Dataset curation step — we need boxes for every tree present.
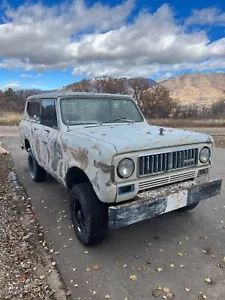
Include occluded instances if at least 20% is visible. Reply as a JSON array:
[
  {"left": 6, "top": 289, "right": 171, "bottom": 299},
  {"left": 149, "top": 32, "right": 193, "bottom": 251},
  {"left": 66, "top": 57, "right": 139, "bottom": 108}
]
[
  {"left": 69, "top": 79, "right": 92, "bottom": 92},
  {"left": 211, "top": 99, "right": 225, "bottom": 118},
  {"left": 94, "top": 76, "right": 128, "bottom": 94},
  {"left": 128, "top": 77, "right": 152, "bottom": 107},
  {"left": 141, "top": 85, "right": 177, "bottom": 118}
]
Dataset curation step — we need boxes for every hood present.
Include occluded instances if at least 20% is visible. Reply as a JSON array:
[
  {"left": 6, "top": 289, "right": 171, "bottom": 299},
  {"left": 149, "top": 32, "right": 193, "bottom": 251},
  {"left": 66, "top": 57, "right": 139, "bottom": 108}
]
[{"left": 72, "top": 122, "right": 211, "bottom": 154}]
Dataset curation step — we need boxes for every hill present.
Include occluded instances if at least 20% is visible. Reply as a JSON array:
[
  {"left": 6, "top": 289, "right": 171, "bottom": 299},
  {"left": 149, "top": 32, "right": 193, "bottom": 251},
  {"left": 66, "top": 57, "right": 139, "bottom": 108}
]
[{"left": 161, "top": 73, "right": 225, "bottom": 107}]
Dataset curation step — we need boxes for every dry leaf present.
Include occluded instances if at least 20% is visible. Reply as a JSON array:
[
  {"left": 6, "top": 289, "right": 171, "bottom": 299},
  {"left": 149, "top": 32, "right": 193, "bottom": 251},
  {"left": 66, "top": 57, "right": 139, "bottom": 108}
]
[
  {"left": 156, "top": 267, "right": 163, "bottom": 272},
  {"left": 179, "top": 264, "right": 185, "bottom": 268},
  {"left": 93, "top": 264, "right": 100, "bottom": 271},
  {"left": 198, "top": 292, "right": 207, "bottom": 299},
  {"left": 129, "top": 274, "right": 137, "bottom": 281},
  {"left": 204, "top": 277, "right": 212, "bottom": 284}
]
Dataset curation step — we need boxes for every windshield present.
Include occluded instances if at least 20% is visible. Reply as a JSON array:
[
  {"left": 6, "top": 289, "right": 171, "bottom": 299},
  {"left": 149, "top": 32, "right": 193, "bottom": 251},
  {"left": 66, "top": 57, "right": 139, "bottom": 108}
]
[{"left": 60, "top": 97, "right": 144, "bottom": 125}]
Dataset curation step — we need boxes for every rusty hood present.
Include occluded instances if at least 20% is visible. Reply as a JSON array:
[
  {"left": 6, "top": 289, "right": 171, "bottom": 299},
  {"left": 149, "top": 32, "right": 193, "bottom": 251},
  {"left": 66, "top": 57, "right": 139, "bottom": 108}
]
[{"left": 73, "top": 122, "right": 212, "bottom": 154}]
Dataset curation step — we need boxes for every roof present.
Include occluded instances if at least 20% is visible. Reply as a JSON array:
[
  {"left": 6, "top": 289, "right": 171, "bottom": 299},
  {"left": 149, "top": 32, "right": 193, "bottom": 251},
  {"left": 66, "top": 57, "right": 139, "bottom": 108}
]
[{"left": 27, "top": 91, "right": 133, "bottom": 101}]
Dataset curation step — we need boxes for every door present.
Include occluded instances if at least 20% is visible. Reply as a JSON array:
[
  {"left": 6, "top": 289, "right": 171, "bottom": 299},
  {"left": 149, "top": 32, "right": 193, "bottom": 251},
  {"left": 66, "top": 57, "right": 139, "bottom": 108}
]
[{"left": 40, "top": 99, "right": 61, "bottom": 178}]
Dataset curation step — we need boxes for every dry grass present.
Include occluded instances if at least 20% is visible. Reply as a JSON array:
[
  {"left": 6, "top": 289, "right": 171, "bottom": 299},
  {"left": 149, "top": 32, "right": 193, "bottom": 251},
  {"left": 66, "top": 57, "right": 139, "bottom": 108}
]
[
  {"left": 150, "top": 118, "right": 225, "bottom": 128},
  {"left": 0, "top": 112, "right": 22, "bottom": 126}
]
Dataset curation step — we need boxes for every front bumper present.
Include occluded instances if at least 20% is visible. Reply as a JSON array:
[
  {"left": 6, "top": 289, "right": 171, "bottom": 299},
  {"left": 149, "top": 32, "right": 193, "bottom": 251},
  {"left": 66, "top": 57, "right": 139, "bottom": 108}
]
[{"left": 108, "top": 179, "right": 222, "bottom": 229}]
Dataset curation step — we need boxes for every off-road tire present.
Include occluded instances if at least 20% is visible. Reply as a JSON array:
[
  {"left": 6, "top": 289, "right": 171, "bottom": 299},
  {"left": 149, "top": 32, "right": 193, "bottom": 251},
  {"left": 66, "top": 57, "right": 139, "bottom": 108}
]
[
  {"left": 176, "top": 202, "right": 199, "bottom": 212},
  {"left": 28, "top": 149, "right": 46, "bottom": 182},
  {"left": 70, "top": 182, "right": 108, "bottom": 246}
]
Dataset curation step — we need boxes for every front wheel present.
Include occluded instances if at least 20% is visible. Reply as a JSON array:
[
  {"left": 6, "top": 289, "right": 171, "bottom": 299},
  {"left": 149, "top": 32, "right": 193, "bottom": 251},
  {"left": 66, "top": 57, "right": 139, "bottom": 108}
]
[
  {"left": 70, "top": 183, "right": 108, "bottom": 246},
  {"left": 176, "top": 202, "right": 199, "bottom": 212},
  {"left": 28, "top": 149, "right": 46, "bottom": 182}
]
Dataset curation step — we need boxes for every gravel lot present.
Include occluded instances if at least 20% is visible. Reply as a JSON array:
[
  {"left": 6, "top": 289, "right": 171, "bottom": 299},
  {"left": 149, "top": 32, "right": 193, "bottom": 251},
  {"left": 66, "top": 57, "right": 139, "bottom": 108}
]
[
  {"left": 0, "top": 148, "right": 68, "bottom": 300},
  {"left": 1, "top": 126, "right": 225, "bottom": 300}
]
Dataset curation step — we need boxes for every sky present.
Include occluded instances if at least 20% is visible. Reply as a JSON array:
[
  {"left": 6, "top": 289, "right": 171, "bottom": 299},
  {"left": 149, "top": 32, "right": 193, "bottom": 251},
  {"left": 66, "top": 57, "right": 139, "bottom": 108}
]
[{"left": 0, "top": 0, "right": 225, "bottom": 90}]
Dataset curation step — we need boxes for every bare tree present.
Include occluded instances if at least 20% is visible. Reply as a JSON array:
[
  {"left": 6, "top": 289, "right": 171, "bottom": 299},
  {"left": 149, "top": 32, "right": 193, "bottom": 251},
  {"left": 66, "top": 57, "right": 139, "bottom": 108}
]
[
  {"left": 141, "top": 85, "right": 177, "bottom": 118},
  {"left": 129, "top": 78, "right": 151, "bottom": 107},
  {"left": 69, "top": 79, "right": 92, "bottom": 92},
  {"left": 211, "top": 99, "right": 225, "bottom": 118},
  {"left": 94, "top": 76, "right": 128, "bottom": 94}
]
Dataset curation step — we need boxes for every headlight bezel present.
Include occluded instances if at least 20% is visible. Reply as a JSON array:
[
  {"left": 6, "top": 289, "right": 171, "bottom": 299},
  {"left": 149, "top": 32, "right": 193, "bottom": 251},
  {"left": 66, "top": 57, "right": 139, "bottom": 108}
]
[
  {"left": 117, "top": 158, "right": 135, "bottom": 179},
  {"left": 199, "top": 146, "right": 211, "bottom": 164}
]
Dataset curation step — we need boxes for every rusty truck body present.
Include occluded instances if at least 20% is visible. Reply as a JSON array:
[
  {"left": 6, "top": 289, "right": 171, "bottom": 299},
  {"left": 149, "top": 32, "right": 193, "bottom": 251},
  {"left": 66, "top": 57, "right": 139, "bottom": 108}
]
[{"left": 19, "top": 92, "right": 222, "bottom": 245}]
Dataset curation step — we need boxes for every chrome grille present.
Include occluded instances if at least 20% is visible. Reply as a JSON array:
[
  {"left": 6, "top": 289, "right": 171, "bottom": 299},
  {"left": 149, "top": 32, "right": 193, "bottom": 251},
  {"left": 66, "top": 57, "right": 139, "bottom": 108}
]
[{"left": 139, "top": 148, "right": 199, "bottom": 177}]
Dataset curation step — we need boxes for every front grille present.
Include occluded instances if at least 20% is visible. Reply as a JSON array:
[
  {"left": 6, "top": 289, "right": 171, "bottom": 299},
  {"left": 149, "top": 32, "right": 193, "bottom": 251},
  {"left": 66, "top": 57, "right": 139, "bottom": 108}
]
[
  {"left": 139, "top": 148, "right": 199, "bottom": 177},
  {"left": 139, "top": 170, "right": 196, "bottom": 191}
]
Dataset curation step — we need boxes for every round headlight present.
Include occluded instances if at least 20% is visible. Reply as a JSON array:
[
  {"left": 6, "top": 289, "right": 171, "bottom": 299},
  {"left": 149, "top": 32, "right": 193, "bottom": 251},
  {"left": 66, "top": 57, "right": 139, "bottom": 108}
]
[
  {"left": 199, "top": 147, "right": 210, "bottom": 163},
  {"left": 117, "top": 158, "right": 135, "bottom": 178}
]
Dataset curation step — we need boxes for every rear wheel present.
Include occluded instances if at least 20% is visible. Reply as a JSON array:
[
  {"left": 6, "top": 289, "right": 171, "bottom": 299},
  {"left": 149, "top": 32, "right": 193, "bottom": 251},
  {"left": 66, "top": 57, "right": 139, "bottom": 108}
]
[
  {"left": 70, "top": 182, "right": 108, "bottom": 246},
  {"left": 28, "top": 149, "right": 46, "bottom": 182},
  {"left": 176, "top": 202, "right": 199, "bottom": 212}
]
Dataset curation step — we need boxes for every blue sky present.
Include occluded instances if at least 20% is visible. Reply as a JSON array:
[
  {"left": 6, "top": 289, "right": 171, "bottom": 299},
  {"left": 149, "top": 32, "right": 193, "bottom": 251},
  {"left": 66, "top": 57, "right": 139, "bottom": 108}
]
[{"left": 0, "top": 0, "right": 225, "bottom": 90}]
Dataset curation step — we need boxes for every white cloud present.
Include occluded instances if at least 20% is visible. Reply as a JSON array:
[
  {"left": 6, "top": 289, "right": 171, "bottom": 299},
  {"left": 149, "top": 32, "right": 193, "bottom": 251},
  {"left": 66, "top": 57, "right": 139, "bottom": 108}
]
[
  {"left": 186, "top": 7, "right": 225, "bottom": 26},
  {"left": 0, "top": 1, "right": 225, "bottom": 78}
]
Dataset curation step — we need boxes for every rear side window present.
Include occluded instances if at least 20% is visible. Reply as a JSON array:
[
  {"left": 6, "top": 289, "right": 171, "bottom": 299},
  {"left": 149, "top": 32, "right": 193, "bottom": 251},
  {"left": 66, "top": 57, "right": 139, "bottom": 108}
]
[
  {"left": 40, "top": 99, "right": 57, "bottom": 128},
  {"left": 27, "top": 101, "right": 40, "bottom": 119}
]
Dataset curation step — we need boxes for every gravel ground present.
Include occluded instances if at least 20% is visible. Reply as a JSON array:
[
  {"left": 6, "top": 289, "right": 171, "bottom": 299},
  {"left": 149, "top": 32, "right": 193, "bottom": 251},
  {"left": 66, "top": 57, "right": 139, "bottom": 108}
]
[{"left": 0, "top": 150, "right": 68, "bottom": 300}]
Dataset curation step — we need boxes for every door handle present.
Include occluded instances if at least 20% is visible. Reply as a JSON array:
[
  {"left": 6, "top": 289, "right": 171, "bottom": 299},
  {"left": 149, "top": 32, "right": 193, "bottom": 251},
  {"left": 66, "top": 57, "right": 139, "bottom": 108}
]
[
  {"left": 44, "top": 129, "right": 50, "bottom": 133},
  {"left": 42, "top": 141, "right": 47, "bottom": 145}
]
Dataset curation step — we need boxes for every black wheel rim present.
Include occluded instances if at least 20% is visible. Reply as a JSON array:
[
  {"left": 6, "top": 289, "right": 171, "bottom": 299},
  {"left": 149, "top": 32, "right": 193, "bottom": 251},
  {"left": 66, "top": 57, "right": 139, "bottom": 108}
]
[{"left": 72, "top": 200, "right": 86, "bottom": 234}]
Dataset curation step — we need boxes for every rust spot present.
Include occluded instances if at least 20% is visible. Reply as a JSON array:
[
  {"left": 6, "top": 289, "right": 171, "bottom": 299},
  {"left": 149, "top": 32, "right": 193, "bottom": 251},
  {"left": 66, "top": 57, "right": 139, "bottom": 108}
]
[
  {"left": 70, "top": 147, "right": 88, "bottom": 170},
  {"left": 92, "top": 144, "right": 102, "bottom": 156},
  {"left": 51, "top": 141, "right": 63, "bottom": 171},
  {"left": 106, "top": 180, "right": 112, "bottom": 186},
  {"left": 94, "top": 160, "right": 112, "bottom": 173},
  {"left": 92, "top": 172, "right": 100, "bottom": 191}
]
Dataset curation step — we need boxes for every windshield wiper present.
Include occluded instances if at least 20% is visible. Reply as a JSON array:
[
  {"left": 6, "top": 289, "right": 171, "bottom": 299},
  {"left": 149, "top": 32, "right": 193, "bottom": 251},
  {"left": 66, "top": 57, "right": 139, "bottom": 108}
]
[{"left": 107, "top": 117, "right": 135, "bottom": 123}]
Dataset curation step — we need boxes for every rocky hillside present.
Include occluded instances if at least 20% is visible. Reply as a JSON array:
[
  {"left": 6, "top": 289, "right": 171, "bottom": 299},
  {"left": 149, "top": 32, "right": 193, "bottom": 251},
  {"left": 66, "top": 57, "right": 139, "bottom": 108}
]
[{"left": 161, "top": 73, "right": 225, "bottom": 107}]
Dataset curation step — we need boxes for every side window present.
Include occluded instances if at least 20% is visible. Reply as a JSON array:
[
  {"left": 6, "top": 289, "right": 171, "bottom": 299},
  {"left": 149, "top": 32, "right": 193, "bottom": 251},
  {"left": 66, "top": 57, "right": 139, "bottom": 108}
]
[
  {"left": 40, "top": 99, "right": 57, "bottom": 128},
  {"left": 26, "top": 101, "right": 40, "bottom": 119}
]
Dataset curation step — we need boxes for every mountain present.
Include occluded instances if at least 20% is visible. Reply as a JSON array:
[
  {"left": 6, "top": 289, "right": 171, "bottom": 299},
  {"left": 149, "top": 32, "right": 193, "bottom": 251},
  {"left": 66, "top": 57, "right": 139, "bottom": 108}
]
[{"left": 161, "top": 73, "right": 225, "bottom": 107}]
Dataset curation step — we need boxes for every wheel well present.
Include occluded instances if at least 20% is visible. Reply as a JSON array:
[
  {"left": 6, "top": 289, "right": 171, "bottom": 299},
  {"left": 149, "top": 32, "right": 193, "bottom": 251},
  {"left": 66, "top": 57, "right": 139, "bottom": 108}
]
[
  {"left": 66, "top": 167, "right": 90, "bottom": 189},
  {"left": 24, "top": 139, "right": 31, "bottom": 151}
]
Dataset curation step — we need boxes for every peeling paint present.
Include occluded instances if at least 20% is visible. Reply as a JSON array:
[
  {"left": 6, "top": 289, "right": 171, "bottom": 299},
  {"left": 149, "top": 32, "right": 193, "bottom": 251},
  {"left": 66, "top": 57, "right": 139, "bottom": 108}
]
[
  {"left": 94, "top": 160, "right": 112, "bottom": 173},
  {"left": 70, "top": 147, "right": 89, "bottom": 170},
  {"left": 92, "top": 172, "right": 100, "bottom": 191}
]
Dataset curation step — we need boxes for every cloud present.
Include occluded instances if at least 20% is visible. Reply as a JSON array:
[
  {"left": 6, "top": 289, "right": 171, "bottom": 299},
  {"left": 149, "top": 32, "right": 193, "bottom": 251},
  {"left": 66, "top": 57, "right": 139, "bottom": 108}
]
[
  {"left": 0, "top": 1, "right": 225, "bottom": 78},
  {"left": 186, "top": 7, "right": 225, "bottom": 26}
]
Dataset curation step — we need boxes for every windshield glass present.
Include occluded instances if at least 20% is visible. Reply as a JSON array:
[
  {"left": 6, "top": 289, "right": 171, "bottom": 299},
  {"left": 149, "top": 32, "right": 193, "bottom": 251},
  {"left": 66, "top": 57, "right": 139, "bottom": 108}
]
[{"left": 60, "top": 97, "right": 144, "bottom": 125}]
